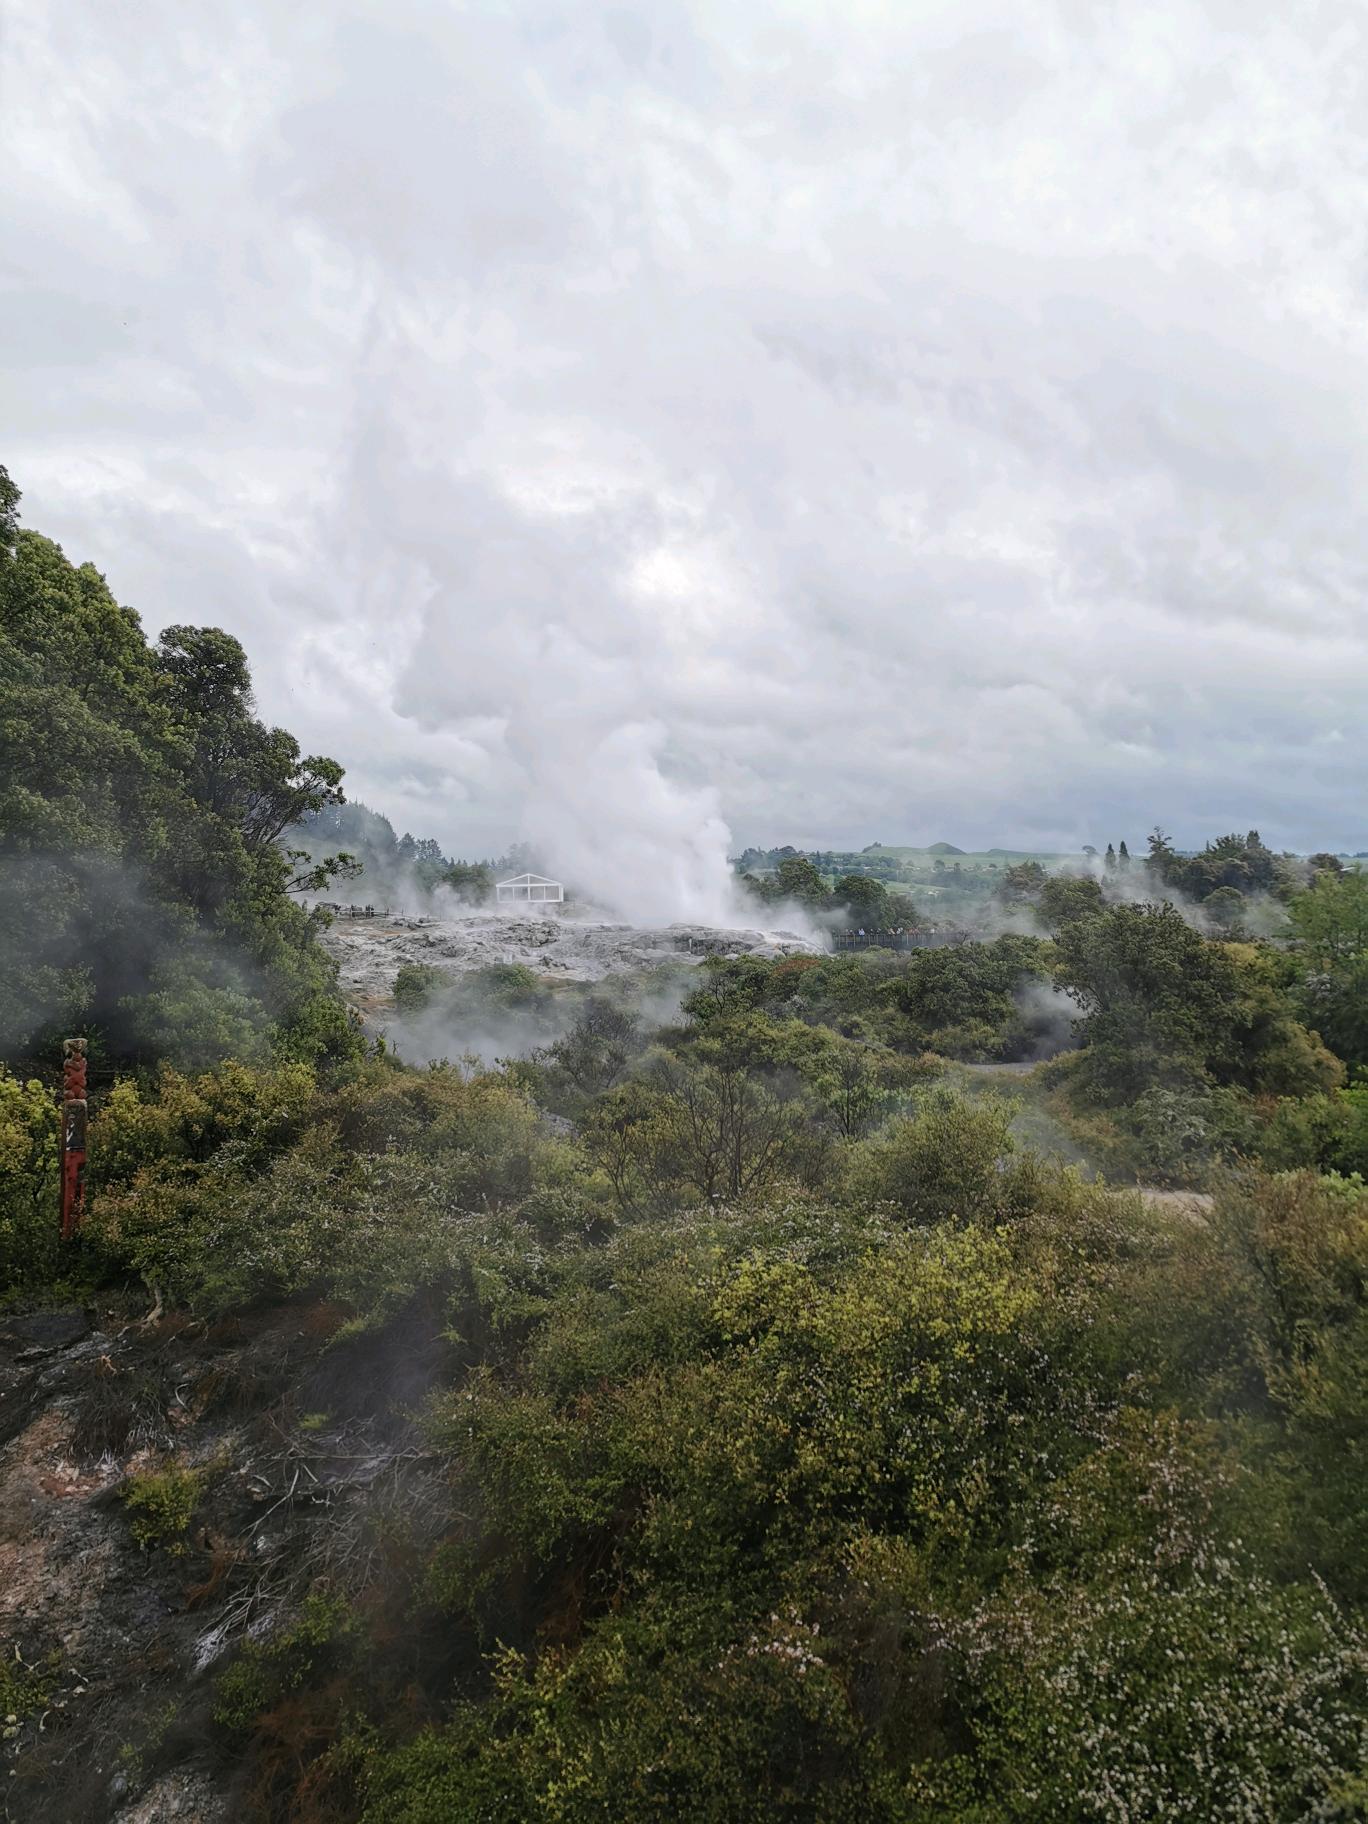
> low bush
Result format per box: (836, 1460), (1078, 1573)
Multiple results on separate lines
(121, 1463), (207, 1551)
(0, 1069), (61, 1294)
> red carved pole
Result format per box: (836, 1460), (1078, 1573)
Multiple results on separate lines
(60, 1038), (88, 1241)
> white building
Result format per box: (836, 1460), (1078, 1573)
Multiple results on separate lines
(496, 872), (565, 904)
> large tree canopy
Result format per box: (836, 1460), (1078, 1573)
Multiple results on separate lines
(0, 467), (359, 1070)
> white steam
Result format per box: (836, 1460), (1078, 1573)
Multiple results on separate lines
(514, 719), (738, 927)
(359, 440), (754, 929)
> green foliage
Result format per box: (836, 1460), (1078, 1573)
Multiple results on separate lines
(1050, 904), (1334, 1120)
(0, 1068), (61, 1293)
(441, 860), (494, 903)
(88, 1059), (317, 1189)
(1147, 826), (1283, 904)
(0, 1649), (59, 1726)
(882, 936), (1052, 1060)
(0, 483), (360, 1073)
(425, 1219), (1041, 1626)
(214, 1593), (358, 1733)
(6, 1011), (1363, 1818)
(772, 855), (828, 905)
(688, 940), (1052, 1063)
(1053, 902), (1239, 1101)
(82, 1058), (589, 1317)
(997, 859), (1046, 903)
(121, 1463), (205, 1551)
(807, 1038), (901, 1139)
(833, 872), (890, 923)
(529, 996), (643, 1112)
(1035, 870), (1103, 931)
(361, 1605), (876, 1823)
(1290, 868), (1368, 1067)
(393, 963), (445, 1016)
(844, 1088), (1025, 1224)
(1113, 1081), (1223, 1183)
(0, 462), (18, 547)
(930, 1554), (1368, 1821)
(393, 1176), (1368, 1820)
(389, 962), (563, 1058)
(581, 1050), (818, 1212)
(1260, 1084), (1368, 1177)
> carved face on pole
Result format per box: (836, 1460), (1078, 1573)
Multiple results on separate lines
(60, 1038), (88, 1241)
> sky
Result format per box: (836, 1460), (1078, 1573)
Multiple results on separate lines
(5, 0), (1368, 904)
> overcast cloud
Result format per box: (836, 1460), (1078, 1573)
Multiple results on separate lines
(5, 0), (1368, 902)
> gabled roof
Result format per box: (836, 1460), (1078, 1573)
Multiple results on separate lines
(497, 872), (562, 886)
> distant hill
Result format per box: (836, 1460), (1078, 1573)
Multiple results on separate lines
(927, 842), (966, 856)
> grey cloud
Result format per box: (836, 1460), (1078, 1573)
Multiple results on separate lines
(5, 0), (1368, 896)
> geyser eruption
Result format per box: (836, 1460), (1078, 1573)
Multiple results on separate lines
(381, 460), (749, 929)
(515, 718), (736, 926)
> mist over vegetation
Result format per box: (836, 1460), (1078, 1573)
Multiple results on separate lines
(4, 473), (1368, 1820)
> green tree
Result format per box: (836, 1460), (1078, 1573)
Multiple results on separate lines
(833, 874), (889, 925)
(1203, 884), (1246, 933)
(885, 935), (1050, 1060)
(1290, 868), (1368, 969)
(1307, 851), (1344, 879)
(998, 861), (1046, 904)
(0, 477), (359, 1069)
(157, 624), (345, 855)
(1053, 903), (1240, 1101)
(773, 855), (829, 907)
(441, 860), (494, 903)
(846, 1089), (1022, 1225)
(539, 999), (640, 1102)
(1145, 825), (1179, 886)
(1037, 873), (1104, 931)
(1288, 868), (1368, 1064)
(0, 463), (19, 548)
(649, 1052), (811, 1204)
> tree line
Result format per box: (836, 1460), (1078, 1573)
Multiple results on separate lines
(0, 464), (360, 1074)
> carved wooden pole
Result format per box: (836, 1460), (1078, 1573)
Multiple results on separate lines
(60, 1038), (88, 1241)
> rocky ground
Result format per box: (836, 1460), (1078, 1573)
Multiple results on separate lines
(317, 904), (814, 1017)
(0, 1299), (446, 1822)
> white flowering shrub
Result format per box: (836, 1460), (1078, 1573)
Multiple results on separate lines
(920, 1557), (1368, 1822)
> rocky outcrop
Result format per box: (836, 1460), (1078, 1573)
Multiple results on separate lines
(0, 1299), (444, 1822)
(318, 907), (814, 1012)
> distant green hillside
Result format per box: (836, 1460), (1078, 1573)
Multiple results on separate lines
(854, 844), (1081, 867)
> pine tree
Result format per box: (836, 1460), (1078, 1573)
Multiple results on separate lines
(1118, 840), (1131, 869)
(1147, 826), (1179, 883)
(1105, 842), (1117, 872)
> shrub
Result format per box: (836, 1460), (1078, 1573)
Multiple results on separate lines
(214, 1593), (358, 1734)
(121, 1464), (205, 1551)
(89, 1059), (317, 1190)
(393, 964), (445, 1016)
(925, 1557), (1368, 1822)
(0, 1651), (59, 1723)
(844, 1090), (1021, 1225)
(362, 1603), (879, 1823)
(0, 1069), (60, 1293)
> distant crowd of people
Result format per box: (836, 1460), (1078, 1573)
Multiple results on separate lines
(834, 925), (969, 950)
